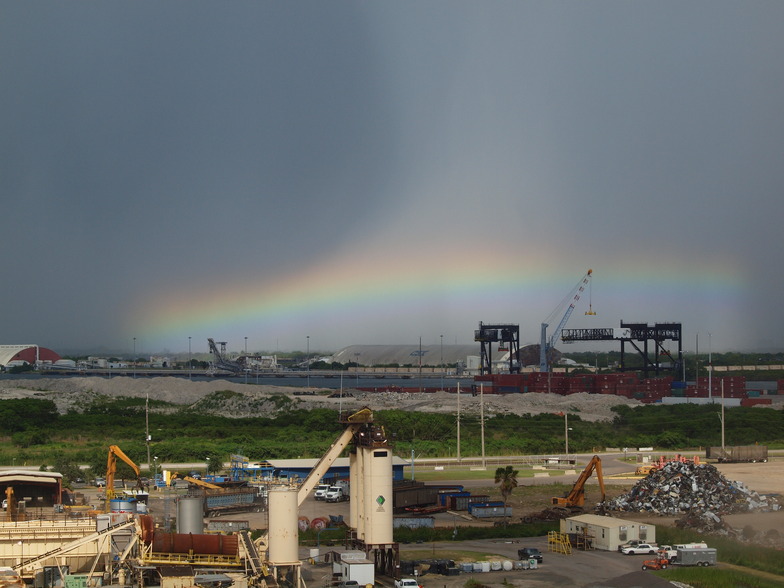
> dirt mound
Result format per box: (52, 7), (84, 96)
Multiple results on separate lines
(0, 377), (640, 421)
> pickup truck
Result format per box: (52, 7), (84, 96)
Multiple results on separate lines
(657, 545), (677, 561)
(517, 547), (543, 563)
(394, 579), (420, 588)
(621, 543), (658, 555)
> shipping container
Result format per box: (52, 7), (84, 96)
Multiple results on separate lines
(450, 494), (490, 511)
(706, 445), (768, 463)
(393, 516), (435, 529)
(471, 505), (512, 518)
(439, 491), (470, 506)
(467, 501), (504, 514)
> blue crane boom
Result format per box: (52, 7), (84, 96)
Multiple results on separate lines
(539, 269), (593, 372)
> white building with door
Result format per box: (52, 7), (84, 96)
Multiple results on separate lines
(561, 514), (656, 551)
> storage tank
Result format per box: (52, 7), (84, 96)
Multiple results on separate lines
(359, 446), (393, 545)
(177, 496), (204, 535)
(268, 486), (299, 564)
(110, 499), (136, 513)
(350, 450), (360, 534)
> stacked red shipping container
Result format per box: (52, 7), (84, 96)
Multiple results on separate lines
(696, 376), (747, 398)
(470, 373), (761, 403)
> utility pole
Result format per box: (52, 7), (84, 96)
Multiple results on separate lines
(708, 333), (712, 402)
(456, 382), (461, 463)
(440, 334), (444, 392)
(721, 380), (725, 451)
(146, 393), (151, 474)
(418, 337), (422, 394)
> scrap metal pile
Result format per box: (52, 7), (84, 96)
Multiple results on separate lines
(600, 461), (780, 517)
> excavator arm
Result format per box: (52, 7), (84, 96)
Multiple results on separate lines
(106, 445), (142, 503)
(552, 455), (604, 510)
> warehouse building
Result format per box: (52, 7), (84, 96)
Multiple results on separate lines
(0, 344), (61, 370)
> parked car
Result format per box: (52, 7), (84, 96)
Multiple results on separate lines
(617, 540), (643, 552)
(94, 478), (106, 487)
(621, 543), (658, 555)
(394, 579), (420, 588)
(518, 547), (543, 563)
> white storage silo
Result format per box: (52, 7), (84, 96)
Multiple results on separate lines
(359, 446), (393, 545)
(268, 486), (299, 564)
(177, 496), (204, 535)
(350, 450), (361, 536)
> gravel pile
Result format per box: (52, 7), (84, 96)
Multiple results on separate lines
(0, 377), (640, 421)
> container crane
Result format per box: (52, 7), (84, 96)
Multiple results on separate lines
(539, 269), (594, 372)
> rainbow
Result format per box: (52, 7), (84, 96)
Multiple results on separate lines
(127, 243), (747, 352)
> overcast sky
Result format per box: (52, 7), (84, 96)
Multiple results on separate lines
(2, 2), (783, 357)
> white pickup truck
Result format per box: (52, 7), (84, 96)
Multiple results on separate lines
(394, 579), (420, 588)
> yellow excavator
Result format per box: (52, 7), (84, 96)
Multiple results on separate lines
(105, 445), (144, 509)
(552, 455), (606, 513)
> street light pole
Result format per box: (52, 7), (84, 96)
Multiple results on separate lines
(440, 334), (444, 391)
(188, 337), (192, 380)
(133, 337), (136, 379)
(306, 336), (310, 389)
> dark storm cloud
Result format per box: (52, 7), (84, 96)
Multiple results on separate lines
(2, 1), (784, 353)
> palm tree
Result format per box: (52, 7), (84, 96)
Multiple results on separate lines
(494, 465), (519, 524)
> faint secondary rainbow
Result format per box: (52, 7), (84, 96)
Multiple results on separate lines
(130, 245), (746, 349)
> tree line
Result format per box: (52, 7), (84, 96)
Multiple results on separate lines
(0, 396), (780, 486)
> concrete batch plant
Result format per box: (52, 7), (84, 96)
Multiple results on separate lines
(0, 407), (397, 588)
(264, 407), (397, 588)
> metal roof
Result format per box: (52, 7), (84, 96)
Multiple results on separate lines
(0, 345), (38, 366)
(267, 456), (408, 469)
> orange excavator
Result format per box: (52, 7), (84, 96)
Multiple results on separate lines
(105, 444), (144, 509)
(552, 455), (606, 513)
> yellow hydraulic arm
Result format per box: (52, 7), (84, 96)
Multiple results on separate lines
(183, 476), (222, 490)
(552, 455), (605, 509)
(106, 445), (142, 503)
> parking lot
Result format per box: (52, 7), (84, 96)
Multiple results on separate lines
(300, 535), (676, 588)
